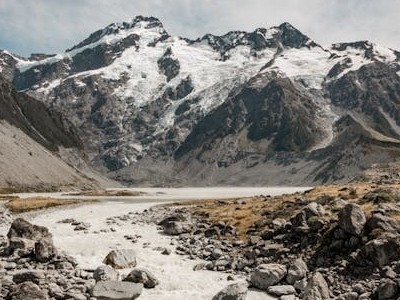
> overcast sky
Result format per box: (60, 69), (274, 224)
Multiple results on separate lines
(1, 0), (399, 56)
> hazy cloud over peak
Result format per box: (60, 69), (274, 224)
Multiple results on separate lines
(0, 0), (399, 56)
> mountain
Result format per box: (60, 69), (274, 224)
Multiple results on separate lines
(0, 73), (105, 190)
(2, 16), (400, 186)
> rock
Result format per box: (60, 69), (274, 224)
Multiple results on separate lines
(94, 265), (119, 282)
(8, 237), (35, 253)
(304, 272), (330, 300)
(287, 259), (308, 285)
(366, 213), (400, 234)
(163, 221), (191, 235)
(161, 248), (172, 255)
(35, 238), (56, 262)
(338, 204), (366, 236)
(212, 282), (248, 300)
(58, 218), (76, 224)
(377, 279), (398, 299)
(7, 218), (52, 241)
(91, 280), (143, 300)
(123, 268), (159, 288)
(362, 234), (400, 267)
(267, 285), (296, 296)
(250, 263), (287, 290)
(10, 281), (49, 300)
(103, 249), (137, 269)
(13, 270), (45, 284)
(193, 263), (206, 271)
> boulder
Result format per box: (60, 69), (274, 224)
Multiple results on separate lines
(250, 263), (287, 290)
(304, 272), (330, 300)
(287, 259), (308, 285)
(35, 238), (56, 262)
(212, 282), (248, 300)
(8, 237), (35, 253)
(377, 279), (398, 299)
(362, 234), (400, 267)
(123, 268), (159, 288)
(91, 280), (143, 300)
(94, 265), (119, 282)
(366, 213), (400, 234)
(7, 218), (52, 241)
(103, 249), (137, 269)
(13, 270), (45, 284)
(338, 204), (366, 236)
(10, 281), (49, 300)
(163, 221), (191, 235)
(267, 285), (296, 296)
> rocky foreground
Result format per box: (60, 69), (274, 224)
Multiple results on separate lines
(148, 182), (400, 299)
(1, 180), (400, 299)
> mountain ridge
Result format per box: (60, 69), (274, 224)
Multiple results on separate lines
(1, 16), (399, 186)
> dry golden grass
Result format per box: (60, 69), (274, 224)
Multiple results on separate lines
(67, 189), (144, 197)
(6, 197), (82, 214)
(171, 182), (400, 239)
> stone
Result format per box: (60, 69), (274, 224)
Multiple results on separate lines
(13, 270), (45, 284)
(163, 221), (191, 235)
(94, 265), (119, 282)
(304, 272), (330, 300)
(7, 218), (52, 241)
(35, 238), (56, 262)
(212, 282), (248, 300)
(8, 237), (34, 253)
(366, 213), (400, 234)
(267, 285), (296, 296)
(103, 249), (137, 269)
(91, 280), (143, 300)
(123, 268), (159, 288)
(338, 204), (366, 236)
(161, 248), (172, 255)
(362, 234), (400, 267)
(287, 259), (308, 285)
(377, 279), (398, 299)
(250, 263), (287, 290)
(10, 281), (49, 300)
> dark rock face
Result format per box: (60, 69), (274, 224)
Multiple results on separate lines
(0, 75), (83, 152)
(157, 47), (180, 81)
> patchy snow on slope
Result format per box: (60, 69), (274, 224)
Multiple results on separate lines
(261, 47), (333, 89)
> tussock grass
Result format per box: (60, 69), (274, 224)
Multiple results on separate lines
(6, 197), (81, 213)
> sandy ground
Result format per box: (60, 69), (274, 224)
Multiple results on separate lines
(1, 187), (310, 300)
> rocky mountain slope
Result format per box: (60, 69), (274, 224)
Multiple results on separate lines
(0, 74), (102, 190)
(2, 16), (400, 186)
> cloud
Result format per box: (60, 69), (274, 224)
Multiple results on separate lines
(0, 0), (399, 56)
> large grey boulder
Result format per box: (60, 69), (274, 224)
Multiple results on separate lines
(103, 249), (137, 269)
(94, 265), (120, 282)
(286, 259), (308, 284)
(338, 204), (366, 236)
(7, 218), (52, 241)
(10, 281), (49, 300)
(304, 272), (330, 300)
(377, 279), (398, 299)
(35, 238), (56, 262)
(123, 267), (159, 288)
(250, 263), (287, 290)
(91, 280), (143, 300)
(212, 282), (248, 300)
(163, 221), (191, 235)
(362, 234), (400, 267)
(267, 285), (296, 296)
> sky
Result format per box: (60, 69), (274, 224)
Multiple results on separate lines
(0, 0), (399, 57)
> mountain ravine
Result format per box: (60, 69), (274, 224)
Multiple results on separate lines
(1, 16), (400, 186)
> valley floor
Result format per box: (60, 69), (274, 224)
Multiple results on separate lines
(0, 187), (309, 300)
